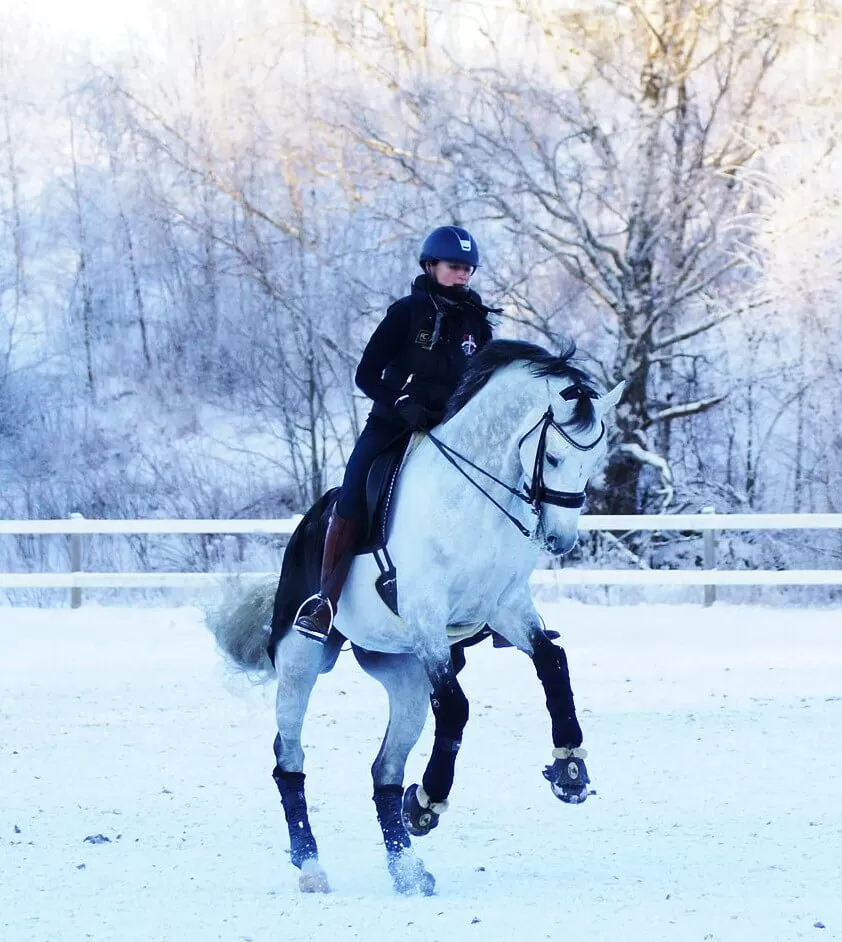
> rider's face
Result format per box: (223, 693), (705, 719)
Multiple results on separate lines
(429, 261), (474, 287)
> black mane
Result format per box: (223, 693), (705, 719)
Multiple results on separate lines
(444, 339), (599, 431)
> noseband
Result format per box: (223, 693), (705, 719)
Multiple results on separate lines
(518, 405), (605, 510)
(426, 390), (605, 539)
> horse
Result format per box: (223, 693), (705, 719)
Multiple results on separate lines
(207, 339), (623, 896)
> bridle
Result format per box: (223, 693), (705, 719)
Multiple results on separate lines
(426, 385), (605, 539)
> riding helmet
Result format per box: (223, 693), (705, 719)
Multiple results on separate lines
(419, 226), (480, 269)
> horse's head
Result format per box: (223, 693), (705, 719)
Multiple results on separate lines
(442, 338), (624, 557)
(516, 376), (624, 557)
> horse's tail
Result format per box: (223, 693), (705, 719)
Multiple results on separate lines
(206, 577), (277, 680)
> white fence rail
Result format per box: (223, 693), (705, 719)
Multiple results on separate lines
(2, 512), (841, 606)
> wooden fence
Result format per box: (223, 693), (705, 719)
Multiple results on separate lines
(2, 510), (841, 607)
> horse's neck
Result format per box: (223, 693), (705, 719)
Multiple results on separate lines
(438, 369), (537, 481)
(400, 368), (543, 576)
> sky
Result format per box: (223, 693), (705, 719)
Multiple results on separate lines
(14, 0), (162, 54)
(2, 598), (841, 941)
(20, 0), (143, 41)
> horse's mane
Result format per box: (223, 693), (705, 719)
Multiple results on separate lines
(444, 339), (599, 431)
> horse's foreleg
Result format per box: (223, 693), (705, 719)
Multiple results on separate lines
(532, 632), (583, 749)
(353, 649), (436, 896)
(402, 660), (469, 838)
(491, 601), (590, 805)
(531, 633), (590, 804)
(270, 640), (330, 892)
(424, 667), (469, 802)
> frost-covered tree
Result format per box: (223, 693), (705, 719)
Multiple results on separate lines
(314, 0), (833, 515)
(3, 0), (842, 589)
(447, 0), (828, 513)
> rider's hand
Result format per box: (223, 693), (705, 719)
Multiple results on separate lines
(395, 396), (433, 431)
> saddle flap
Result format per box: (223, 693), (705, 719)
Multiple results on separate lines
(362, 434), (411, 551)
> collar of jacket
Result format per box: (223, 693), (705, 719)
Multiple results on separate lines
(411, 274), (501, 316)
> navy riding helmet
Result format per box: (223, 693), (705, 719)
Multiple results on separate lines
(419, 226), (480, 269)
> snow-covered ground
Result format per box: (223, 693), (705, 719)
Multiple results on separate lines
(1, 601), (840, 942)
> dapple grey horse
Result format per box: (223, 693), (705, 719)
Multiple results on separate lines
(208, 339), (623, 895)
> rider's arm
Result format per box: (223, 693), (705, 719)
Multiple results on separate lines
(355, 302), (409, 403)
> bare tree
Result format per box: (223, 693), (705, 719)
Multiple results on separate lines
(1, 45), (26, 323)
(316, 0), (830, 516)
(443, 1), (813, 513)
(66, 111), (97, 396)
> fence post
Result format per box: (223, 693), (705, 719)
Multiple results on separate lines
(69, 512), (84, 609)
(700, 505), (716, 607)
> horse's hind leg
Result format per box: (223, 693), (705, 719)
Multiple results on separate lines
(353, 648), (436, 896)
(270, 638), (331, 893)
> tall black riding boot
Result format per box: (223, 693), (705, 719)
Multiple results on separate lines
(293, 508), (357, 643)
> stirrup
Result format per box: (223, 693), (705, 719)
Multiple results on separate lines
(292, 594), (334, 644)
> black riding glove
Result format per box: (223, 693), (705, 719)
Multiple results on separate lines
(395, 396), (433, 431)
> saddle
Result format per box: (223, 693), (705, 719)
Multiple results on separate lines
(356, 431), (415, 615)
(360, 433), (412, 553)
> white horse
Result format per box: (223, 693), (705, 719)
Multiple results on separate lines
(208, 339), (623, 896)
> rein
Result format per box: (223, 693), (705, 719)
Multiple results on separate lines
(425, 429), (534, 537)
(426, 392), (605, 539)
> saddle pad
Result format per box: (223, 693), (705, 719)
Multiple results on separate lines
(378, 594), (484, 645)
(446, 621), (487, 644)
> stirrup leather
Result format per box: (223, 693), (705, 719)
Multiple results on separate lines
(292, 594), (334, 642)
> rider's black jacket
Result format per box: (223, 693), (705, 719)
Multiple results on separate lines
(355, 275), (496, 423)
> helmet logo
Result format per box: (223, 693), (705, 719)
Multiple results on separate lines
(461, 333), (477, 356)
(458, 237), (472, 252)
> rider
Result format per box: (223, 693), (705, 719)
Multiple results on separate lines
(293, 225), (498, 643)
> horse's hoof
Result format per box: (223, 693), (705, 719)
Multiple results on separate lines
(543, 754), (590, 804)
(388, 851), (436, 896)
(401, 783), (441, 837)
(298, 858), (331, 893)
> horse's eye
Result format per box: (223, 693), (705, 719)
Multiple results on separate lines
(546, 453), (560, 468)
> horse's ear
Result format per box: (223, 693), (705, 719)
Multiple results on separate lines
(596, 381), (625, 415)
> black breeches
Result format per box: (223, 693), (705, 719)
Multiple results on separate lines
(335, 415), (405, 522)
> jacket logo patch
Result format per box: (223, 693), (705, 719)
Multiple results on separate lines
(462, 333), (477, 356)
(415, 330), (433, 348)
